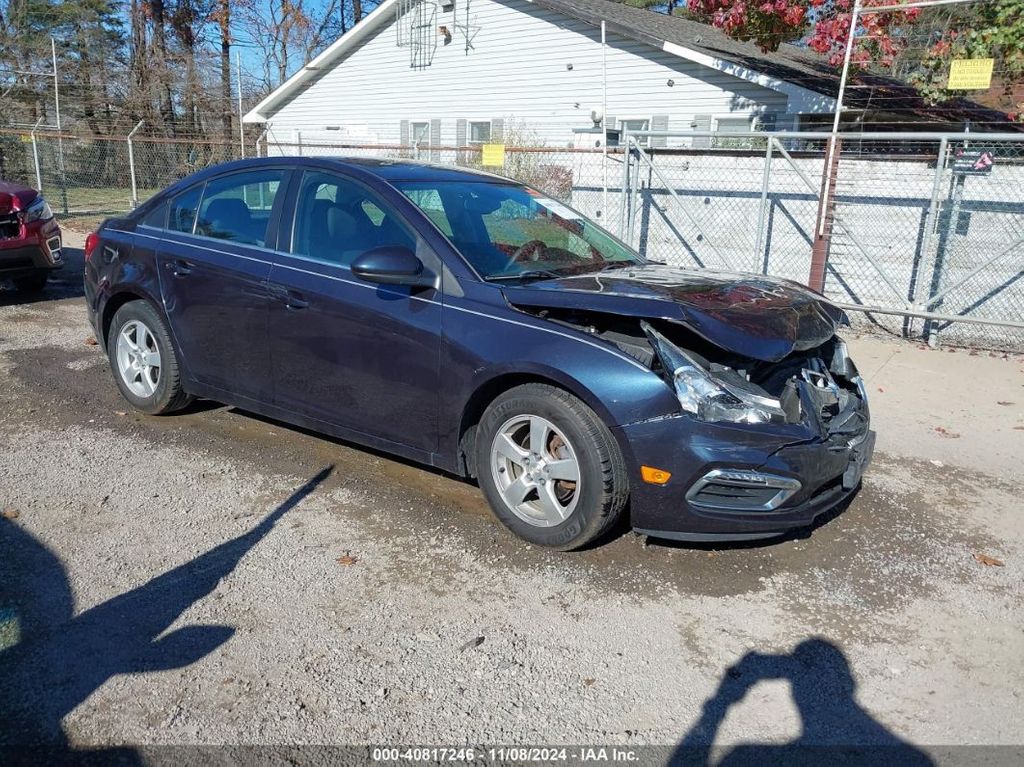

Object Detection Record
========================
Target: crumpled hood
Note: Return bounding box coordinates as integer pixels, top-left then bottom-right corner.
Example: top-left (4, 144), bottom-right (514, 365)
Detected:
top-left (502, 264), bottom-right (847, 362)
top-left (0, 181), bottom-right (39, 213)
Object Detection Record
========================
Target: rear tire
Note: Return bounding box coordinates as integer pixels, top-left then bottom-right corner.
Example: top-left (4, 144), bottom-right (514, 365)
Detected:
top-left (12, 271), bottom-right (47, 293)
top-left (107, 300), bottom-right (193, 415)
top-left (476, 383), bottom-right (629, 550)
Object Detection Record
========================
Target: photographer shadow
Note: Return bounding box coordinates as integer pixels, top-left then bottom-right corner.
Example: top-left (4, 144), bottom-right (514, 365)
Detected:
top-left (0, 465), bottom-right (333, 759)
top-left (671, 638), bottom-right (933, 766)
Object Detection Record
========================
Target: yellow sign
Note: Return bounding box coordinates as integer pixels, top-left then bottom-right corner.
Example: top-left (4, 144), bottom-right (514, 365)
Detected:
top-left (481, 143), bottom-right (505, 167)
top-left (947, 58), bottom-right (994, 90)
top-left (20, 134), bottom-right (31, 143)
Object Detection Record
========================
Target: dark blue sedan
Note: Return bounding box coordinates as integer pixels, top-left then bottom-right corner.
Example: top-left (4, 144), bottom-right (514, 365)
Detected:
top-left (84, 158), bottom-right (873, 549)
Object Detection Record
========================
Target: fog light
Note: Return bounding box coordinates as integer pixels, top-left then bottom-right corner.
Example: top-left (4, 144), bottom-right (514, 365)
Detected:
top-left (641, 465), bottom-right (672, 485)
top-left (47, 236), bottom-right (62, 262)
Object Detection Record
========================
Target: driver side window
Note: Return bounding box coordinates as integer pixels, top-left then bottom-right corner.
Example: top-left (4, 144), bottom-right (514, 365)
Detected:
top-left (291, 171), bottom-right (415, 267)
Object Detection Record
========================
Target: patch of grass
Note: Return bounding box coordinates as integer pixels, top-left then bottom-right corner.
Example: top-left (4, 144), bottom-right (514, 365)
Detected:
top-left (42, 186), bottom-right (161, 215)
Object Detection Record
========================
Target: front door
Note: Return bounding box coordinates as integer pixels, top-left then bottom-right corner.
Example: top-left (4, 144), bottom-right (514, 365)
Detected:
top-left (157, 168), bottom-right (285, 404)
top-left (267, 169), bottom-right (442, 453)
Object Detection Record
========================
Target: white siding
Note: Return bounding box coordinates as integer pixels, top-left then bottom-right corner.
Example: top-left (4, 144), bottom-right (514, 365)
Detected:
top-left (265, 0), bottom-right (801, 148)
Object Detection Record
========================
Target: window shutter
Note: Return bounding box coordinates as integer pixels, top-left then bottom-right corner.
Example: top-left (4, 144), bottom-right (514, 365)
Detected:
top-left (400, 120), bottom-right (410, 147)
top-left (691, 114), bottom-right (712, 148)
top-left (455, 119), bottom-right (467, 164)
top-left (430, 118), bottom-right (441, 161)
top-left (491, 118), bottom-right (504, 142)
top-left (650, 114), bottom-right (669, 148)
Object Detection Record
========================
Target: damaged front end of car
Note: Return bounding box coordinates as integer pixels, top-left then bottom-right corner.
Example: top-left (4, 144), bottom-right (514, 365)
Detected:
top-left (514, 301), bottom-right (875, 541)
top-left (639, 321), bottom-right (869, 444)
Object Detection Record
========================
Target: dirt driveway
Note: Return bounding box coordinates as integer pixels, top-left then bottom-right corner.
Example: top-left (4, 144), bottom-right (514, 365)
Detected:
top-left (1, 231), bottom-right (1022, 759)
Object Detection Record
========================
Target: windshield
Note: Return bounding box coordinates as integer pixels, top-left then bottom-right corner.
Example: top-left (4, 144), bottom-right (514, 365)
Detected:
top-left (394, 180), bottom-right (642, 281)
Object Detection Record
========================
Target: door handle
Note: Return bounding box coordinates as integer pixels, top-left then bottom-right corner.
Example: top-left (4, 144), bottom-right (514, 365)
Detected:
top-left (264, 282), bottom-right (308, 309)
top-left (167, 259), bottom-right (193, 277)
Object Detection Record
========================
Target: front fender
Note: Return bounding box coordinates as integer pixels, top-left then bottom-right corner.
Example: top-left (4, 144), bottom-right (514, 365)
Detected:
top-left (437, 293), bottom-right (680, 471)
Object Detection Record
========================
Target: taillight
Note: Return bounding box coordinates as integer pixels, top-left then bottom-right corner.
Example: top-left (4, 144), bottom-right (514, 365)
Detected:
top-left (84, 232), bottom-right (99, 261)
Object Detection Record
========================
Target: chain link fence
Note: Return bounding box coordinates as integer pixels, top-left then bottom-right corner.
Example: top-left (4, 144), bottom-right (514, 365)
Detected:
top-left (0, 128), bottom-right (251, 216)
top-left (618, 130), bottom-right (1024, 350)
top-left (2, 126), bottom-right (1021, 349)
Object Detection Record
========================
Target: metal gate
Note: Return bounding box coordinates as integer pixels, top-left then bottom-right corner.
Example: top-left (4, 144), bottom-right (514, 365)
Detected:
top-left (617, 129), bottom-right (1024, 348)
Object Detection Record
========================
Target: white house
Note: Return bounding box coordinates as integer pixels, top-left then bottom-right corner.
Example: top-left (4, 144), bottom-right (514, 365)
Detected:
top-left (242, 0), bottom-right (838, 151)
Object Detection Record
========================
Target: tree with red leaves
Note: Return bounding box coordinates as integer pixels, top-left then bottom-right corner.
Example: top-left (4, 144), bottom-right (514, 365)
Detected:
top-left (684, 0), bottom-right (1023, 120)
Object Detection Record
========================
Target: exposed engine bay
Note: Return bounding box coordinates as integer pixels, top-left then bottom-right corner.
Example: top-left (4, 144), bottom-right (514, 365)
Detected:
top-left (0, 210), bottom-right (20, 241)
top-left (524, 307), bottom-right (868, 440)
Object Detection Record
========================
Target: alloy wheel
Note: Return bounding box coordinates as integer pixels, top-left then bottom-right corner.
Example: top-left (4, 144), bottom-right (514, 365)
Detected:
top-left (115, 319), bottom-right (161, 398)
top-left (490, 414), bottom-right (581, 527)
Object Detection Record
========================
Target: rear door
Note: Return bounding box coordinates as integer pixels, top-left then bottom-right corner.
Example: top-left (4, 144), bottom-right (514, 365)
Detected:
top-left (157, 168), bottom-right (286, 404)
top-left (266, 168), bottom-right (442, 453)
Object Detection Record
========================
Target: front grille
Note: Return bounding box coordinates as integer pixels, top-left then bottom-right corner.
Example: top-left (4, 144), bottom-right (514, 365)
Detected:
top-left (0, 213), bottom-right (19, 241)
top-left (686, 469), bottom-right (801, 512)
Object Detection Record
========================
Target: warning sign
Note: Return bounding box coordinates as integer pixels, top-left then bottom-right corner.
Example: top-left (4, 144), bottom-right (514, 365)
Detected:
top-left (947, 59), bottom-right (994, 90)
top-left (481, 143), bottom-right (505, 167)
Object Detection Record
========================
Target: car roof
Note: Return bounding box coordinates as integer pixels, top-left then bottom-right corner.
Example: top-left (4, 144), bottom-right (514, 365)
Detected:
top-left (133, 156), bottom-right (520, 217)
top-left (322, 157), bottom-right (516, 184)
top-left (176, 156), bottom-right (517, 185)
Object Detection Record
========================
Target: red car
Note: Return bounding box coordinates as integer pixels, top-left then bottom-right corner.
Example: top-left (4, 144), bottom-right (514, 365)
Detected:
top-left (0, 180), bottom-right (63, 293)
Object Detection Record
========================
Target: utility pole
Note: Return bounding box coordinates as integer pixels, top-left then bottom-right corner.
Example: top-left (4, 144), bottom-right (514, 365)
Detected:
top-left (51, 36), bottom-right (68, 214)
top-left (811, 0), bottom-right (990, 290)
top-left (236, 50), bottom-right (245, 158)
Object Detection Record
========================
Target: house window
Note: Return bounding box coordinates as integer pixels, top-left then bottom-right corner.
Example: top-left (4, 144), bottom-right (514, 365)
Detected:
top-left (411, 121), bottom-right (430, 146)
top-left (469, 121), bottom-right (491, 144)
top-left (618, 118), bottom-right (651, 146)
top-left (716, 117), bottom-right (753, 134)
top-left (713, 116), bottom-right (757, 149)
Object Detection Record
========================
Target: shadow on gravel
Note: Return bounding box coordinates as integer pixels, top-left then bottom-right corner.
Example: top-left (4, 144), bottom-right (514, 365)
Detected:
top-left (0, 247), bottom-right (85, 307)
top-left (0, 465), bottom-right (333, 760)
top-left (671, 638), bottom-right (933, 766)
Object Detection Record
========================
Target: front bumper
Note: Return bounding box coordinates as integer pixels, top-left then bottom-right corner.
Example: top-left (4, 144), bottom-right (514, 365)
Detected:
top-left (0, 219), bottom-right (63, 278)
top-left (615, 415), bottom-right (875, 542)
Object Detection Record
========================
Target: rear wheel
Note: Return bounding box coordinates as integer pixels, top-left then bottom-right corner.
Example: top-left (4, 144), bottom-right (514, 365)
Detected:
top-left (12, 271), bottom-right (47, 293)
top-left (476, 383), bottom-right (629, 550)
top-left (107, 300), bottom-right (193, 415)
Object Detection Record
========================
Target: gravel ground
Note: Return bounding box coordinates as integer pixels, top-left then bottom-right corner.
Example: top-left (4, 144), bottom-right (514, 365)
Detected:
top-left (1, 233), bottom-right (1022, 758)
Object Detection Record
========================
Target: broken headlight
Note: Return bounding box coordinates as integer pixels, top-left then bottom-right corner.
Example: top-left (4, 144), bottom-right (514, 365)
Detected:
top-left (642, 322), bottom-right (789, 425)
top-left (22, 196), bottom-right (53, 224)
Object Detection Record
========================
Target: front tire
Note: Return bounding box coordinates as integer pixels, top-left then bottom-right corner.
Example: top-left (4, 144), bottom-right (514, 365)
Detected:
top-left (476, 383), bottom-right (629, 550)
top-left (107, 300), bottom-right (193, 415)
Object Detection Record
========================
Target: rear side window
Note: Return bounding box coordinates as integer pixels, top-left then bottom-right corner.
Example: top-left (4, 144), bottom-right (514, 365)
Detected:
top-left (140, 201), bottom-right (168, 229)
top-left (195, 170), bottom-right (284, 246)
top-left (168, 185), bottom-right (203, 233)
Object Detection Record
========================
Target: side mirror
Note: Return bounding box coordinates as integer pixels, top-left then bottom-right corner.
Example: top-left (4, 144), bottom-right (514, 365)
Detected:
top-left (351, 246), bottom-right (435, 288)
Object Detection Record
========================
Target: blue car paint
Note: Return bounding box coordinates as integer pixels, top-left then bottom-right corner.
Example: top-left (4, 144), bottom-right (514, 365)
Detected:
top-left (85, 157), bottom-right (871, 542)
